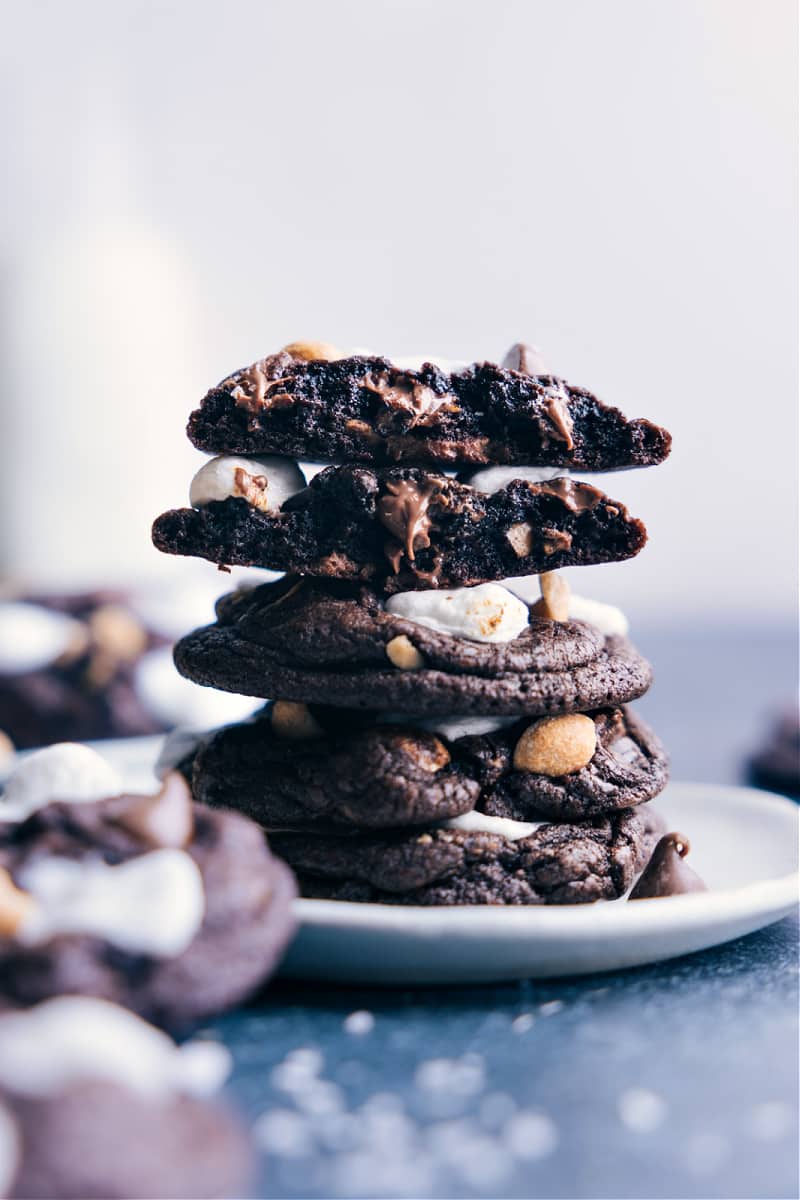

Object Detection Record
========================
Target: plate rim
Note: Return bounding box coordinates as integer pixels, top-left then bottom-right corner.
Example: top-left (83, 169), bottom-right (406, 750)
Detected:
top-left (290, 781), bottom-right (799, 931)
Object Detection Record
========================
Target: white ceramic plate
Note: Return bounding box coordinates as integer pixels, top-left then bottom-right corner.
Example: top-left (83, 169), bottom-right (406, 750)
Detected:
top-left (3, 739), bottom-right (797, 983)
top-left (285, 782), bottom-right (799, 983)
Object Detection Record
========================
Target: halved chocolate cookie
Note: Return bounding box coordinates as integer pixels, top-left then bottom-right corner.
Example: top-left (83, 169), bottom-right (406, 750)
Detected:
top-left (173, 578), bottom-right (653, 717)
top-left (186, 346), bottom-right (671, 470)
top-left (191, 705), bottom-right (667, 829)
top-left (153, 466), bottom-right (647, 590)
top-left (271, 806), bottom-right (665, 906)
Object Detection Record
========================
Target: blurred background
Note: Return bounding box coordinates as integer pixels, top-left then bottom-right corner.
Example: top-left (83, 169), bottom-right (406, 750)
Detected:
top-left (0, 0), bottom-right (797, 751)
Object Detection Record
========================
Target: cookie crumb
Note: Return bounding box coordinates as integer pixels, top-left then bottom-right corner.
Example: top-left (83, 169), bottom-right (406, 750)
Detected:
top-left (252, 1108), bottom-right (314, 1157)
top-left (503, 1110), bottom-right (559, 1159)
top-left (538, 999), bottom-right (564, 1016)
top-left (618, 1086), bottom-right (667, 1132)
top-left (343, 1010), bottom-right (375, 1036)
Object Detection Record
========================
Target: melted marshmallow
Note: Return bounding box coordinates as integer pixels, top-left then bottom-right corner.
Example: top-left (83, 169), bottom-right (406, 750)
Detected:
top-left (467, 465), bottom-right (566, 493)
top-left (386, 583), bottom-right (528, 644)
top-left (347, 346), bottom-right (470, 374)
top-left (135, 646), bottom-right (262, 729)
top-left (390, 354), bottom-right (470, 373)
top-left (0, 998), bottom-right (231, 1099)
top-left (0, 602), bottom-right (84, 675)
top-left (19, 849), bottom-right (205, 958)
top-left (567, 594), bottom-right (629, 637)
top-left (413, 715), bottom-right (519, 742)
top-left (189, 454), bottom-right (305, 512)
top-left (0, 743), bottom-right (122, 823)
top-left (444, 812), bottom-right (545, 840)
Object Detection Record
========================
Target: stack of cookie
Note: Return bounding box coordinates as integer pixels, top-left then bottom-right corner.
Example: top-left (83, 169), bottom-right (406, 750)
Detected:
top-left (153, 340), bottom-right (697, 905)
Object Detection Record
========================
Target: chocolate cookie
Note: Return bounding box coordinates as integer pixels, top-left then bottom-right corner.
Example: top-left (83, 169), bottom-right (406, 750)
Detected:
top-left (271, 805), bottom-right (665, 906)
top-left (193, 714), bottom-right (479, 829)
top-left (192, 704), bottom-right (667, 829)
top-left (153, 466), bottom-right (647, 590)
top-left (186, 345), bottom-right (671, 469)
top-left (0, 588), bottom-right (259, 750)
top-left (173, 577), bottom-right (653, 716)
top-left (0, 591), bottom-right (168, 749)
top-left (460, 704), bottom-right (667, 821)
top-left (0, 998), bottom-right (252, 1199)
top-left (0, 744), bottom-right (296, 1029)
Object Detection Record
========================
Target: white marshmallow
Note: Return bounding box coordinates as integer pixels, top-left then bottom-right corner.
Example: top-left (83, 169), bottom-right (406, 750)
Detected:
top-left (467, 465), bottom-right (566, 493)
top-left (0, 998), bottom-right (231, 1099)
top-left (0, 743), bottom-right (122, 823)
top-left (391, 354), bottom-right (470, 374)
top-left (386, 583), bottom-right (528, 644)
top-left (412, 715), bottom-right (519, 742)
top-left (443, 812), bottom-right (545, 840)
top-left (567, 593), bottom-right (629, 637)
top-left (135, 646), bottom-right (262, 730)
top-left (0, 1103), bottom-right (20, 1198)
top-left (347, 346), bottom-right (470, 374)
top-left (0, 603), bottom-right (84, 675)
top-left (19, 849), bottom-right (205, 958)
top-left (189, 455), bottom-right (306, 512)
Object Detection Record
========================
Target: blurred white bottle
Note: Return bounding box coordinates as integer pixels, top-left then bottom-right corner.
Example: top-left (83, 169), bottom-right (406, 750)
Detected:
top-left (1, 87), bottom-right (207, 588)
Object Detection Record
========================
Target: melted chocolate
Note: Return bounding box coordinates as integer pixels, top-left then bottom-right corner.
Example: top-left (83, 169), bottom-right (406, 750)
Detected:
top-left (541, 528), bottom-right (573, 555)
top-left (225, 352), bottom-right (294, 413)
top-left (541, 388), bottom-right (575, 450)
top-left (530, 478), bottom-right (604, 513)
top-left (377, 479), bottom-right (440, 564)
top-left (361, 372), bottom-right (459, 429)
top-left (501, 344), bottom-right (574, 449)
top-left (629, 832), bottom-right (707, 899)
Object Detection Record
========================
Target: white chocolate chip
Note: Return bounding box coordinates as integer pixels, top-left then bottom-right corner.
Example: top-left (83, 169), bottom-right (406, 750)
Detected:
top-left (506, 521), bottom-right (534, 558)
top-left (271, 701), bottom-right (324, 740)
top-left (189, 455), bottom-right (306, 513)
top-left (386, 583), bottom-right (528, 644)
top-left (0, 998), bottom-right (231, 1099)
top-left (444, 812), bottom-right (545, 840)
top-left (467, 465), bottom-right (565, 493)
top-left (0, 743), bottom-right (122, 823)
top-left (385, 635), bottom-right (425, 670)
top-left (513, 714), bottom-right (597, 776)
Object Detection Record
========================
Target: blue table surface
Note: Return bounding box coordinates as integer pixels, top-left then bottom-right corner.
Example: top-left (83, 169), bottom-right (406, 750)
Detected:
top-left (209, 626), bottom-right (799, 1200)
